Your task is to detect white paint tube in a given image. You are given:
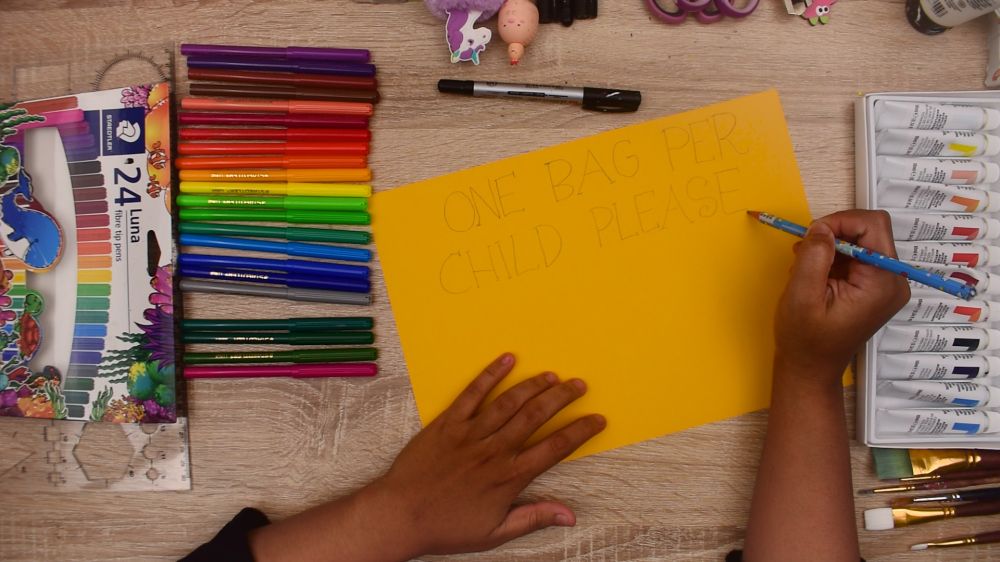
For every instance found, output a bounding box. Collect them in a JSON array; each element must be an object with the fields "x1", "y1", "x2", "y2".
[
  {"x1": 879, "y1": 326, "x2": 1000, "y2": 353},
  {"x1": 876, "y1": 408, "x2": 1000, "y2": 435},
  {"x1": 894, "y1": 241, "x2": 1000, "y2": 267},
  {"x1": 877, "y1": 130, "x2": 1000, "y2": 157},
  {"x1": 876, "y1": 101, "x2": 1000, "y2": 131},
  {"x1": 892, "y1": 297, "x2": 1000, "y2": 324},
  {"x1": 891, "y1": 213, "x2": 1000, "y2": 241},
  {"x1": 878, "y1": 353, "x2": 1000, "y2": 380},
  {"x1": 905, "y1": 262, "x2": 998, "y2": 296},
  {"x1": 879, "y1": 380, "x2": 1000, "y2": 407},
  {"x1": 876, "y1": 156, "x2": 1000, "y2": 185},
  {"x1": 878, "y1": 179, "x2": 999, "y2": 212}
]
